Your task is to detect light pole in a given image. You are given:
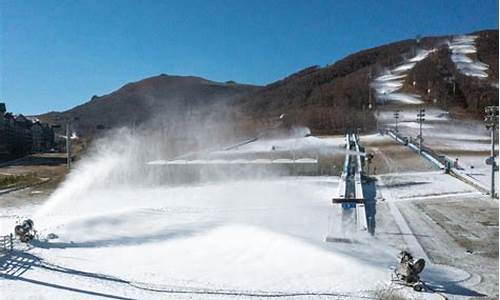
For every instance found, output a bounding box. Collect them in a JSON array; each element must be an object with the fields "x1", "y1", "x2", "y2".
[
  {"x1": 484, "y1": 106, "x2": 498, "y2": 198},
  {"x1": 394, "y1": 110, "x2": 400, "y2": 133},
  {"x1": 66, "y1": 123, "x2": 71, "y2": 170},
  {"x1": 417, "y1": 109, "x2": 425, "y2": 154},
  {"x1": 65, "y1": 123, "x2": 78, "y2": 170}
]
